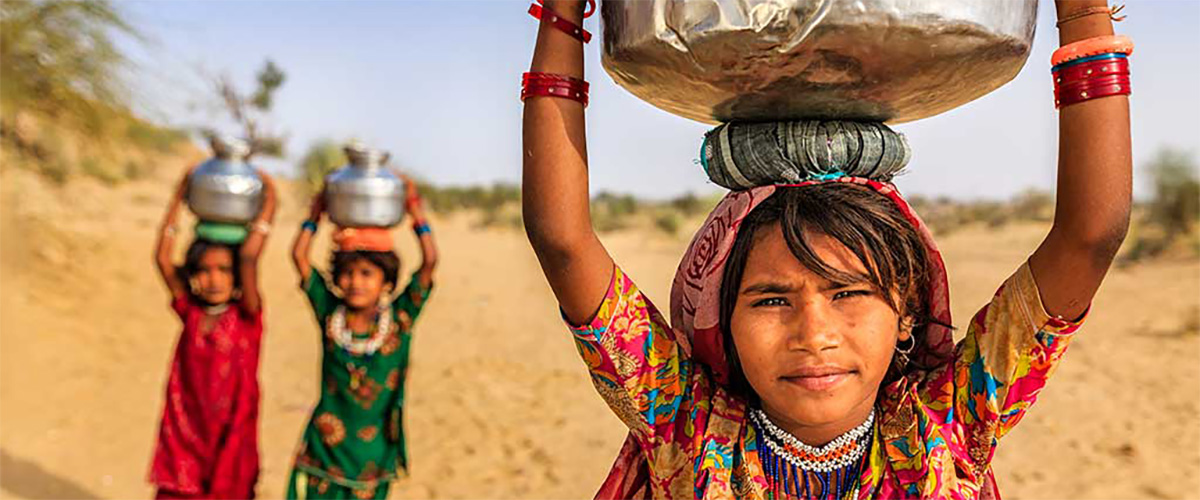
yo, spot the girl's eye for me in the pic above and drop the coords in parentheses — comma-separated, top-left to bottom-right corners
(752, 297, 790, 307)
(833, 289, 873, 301)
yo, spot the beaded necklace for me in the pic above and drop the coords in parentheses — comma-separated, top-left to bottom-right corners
(750, 407, 873, 499)
(327, 304, 393, 356)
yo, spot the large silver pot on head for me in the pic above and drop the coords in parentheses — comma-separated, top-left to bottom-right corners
(325, 143, 407, 228)
(187, 135, 264, 224)
(601, 0, 1039, 124)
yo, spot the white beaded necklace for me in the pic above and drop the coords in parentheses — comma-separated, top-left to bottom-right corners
(327, 304, 393, 356)
(751, 408, 874, 498)
(751, 407, 874, 472)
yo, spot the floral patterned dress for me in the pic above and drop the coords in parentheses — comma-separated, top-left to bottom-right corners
(568, 263, 1083, 499)
(287, 271, 432, 499)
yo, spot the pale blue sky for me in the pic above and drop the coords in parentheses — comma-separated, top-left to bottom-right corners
(121, 0, 1199, 200)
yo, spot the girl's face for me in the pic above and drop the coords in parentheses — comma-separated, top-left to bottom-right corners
(730, 223, 909, 443)
(192, 247, 236, 305)
(336, 259, 391, 311)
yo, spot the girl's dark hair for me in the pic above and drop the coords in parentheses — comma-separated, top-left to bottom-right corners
(718, 183, 939, 398)
(178, 239, 242, 302)
(331, 250, 400, 287)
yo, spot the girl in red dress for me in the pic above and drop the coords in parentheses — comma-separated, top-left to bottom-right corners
(148, 164, 277, 499)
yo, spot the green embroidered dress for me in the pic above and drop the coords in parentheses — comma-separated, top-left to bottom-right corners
(287, 271, 432, 499)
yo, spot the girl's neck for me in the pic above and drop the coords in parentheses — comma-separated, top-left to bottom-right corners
(202, 302, 230, 315)
(761, 397, 876, 446)
(345, 306, 380, 331)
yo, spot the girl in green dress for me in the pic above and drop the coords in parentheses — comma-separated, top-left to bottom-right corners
(287, 178, 437, 499)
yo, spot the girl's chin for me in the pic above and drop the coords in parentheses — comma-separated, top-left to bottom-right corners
(345, 300, 378, 310)
(200, 295, 232, 305)
(763, 394, 861, 427)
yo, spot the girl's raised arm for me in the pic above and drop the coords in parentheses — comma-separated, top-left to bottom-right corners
(239, 172, 277, 313)
(292, 184, 325, 285)
(154, 167, 191, 300)
(522, 0, 614, 324)
(1028, 0, 1132, 320)
(402, 177, 438, 289)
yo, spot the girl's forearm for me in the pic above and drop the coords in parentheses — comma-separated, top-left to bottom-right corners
(522, 0, 592, 250)
(1051, 1, 1132, 250)
(1028, 1, 1132, 320)
(522, 0, 614, 323)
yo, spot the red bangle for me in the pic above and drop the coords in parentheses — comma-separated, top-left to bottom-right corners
(1054, 57, 1129, 85)
(1057, 73, 1130, 91)
(528, 3, 591, 43)
(522, 72, 589, 106)
(523, 72, 588, 87)
(1055, 77, 1131, 108)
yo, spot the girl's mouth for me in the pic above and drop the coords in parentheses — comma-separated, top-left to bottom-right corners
(782, 373, 851, 391)
(780, 365, 854, 392)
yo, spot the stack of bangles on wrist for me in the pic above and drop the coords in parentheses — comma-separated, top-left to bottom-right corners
(522, 72, 589, 106)
(527, 0, 595, 43)
(1051, 34, 1133, 109)
(413, 220, 431, 236)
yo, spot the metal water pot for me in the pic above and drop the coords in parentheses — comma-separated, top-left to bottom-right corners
(325, 144, 406, 228)
(187, 135, 264, 224)
(601, 0, 1039, 124)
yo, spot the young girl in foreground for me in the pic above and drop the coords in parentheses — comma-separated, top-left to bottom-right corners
(522, 0, 1131, 497)
(287, 178, 438, 499)
(149, 164, 277, 499)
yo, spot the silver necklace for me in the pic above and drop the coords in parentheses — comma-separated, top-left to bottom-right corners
(327, 304, 393, 356)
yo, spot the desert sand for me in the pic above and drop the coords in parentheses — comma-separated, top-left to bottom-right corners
(1, 164, 1197, 499)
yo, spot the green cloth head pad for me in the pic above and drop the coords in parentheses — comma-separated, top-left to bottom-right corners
(195, 221, 248, 244)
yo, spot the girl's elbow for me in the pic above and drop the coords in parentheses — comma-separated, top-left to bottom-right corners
(1062, 214, 1130, 265)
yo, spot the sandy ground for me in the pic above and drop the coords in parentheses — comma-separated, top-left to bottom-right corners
(1, 165, 1198, 500)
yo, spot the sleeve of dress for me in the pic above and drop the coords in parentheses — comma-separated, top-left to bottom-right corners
(949, 261, 1086, 470)
(565, 265, 691, 447)
(171, 294, 192, 320)
(392, 270, 433, 331)
(304, 270, 338, 325)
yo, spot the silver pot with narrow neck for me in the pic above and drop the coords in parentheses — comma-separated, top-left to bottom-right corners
(187, 135, 264, 224)
(325, 145, 406, 228)
(601, 0, 1039, 124)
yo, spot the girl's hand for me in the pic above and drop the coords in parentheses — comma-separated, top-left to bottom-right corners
(308, 182, 327, 223)
(171, 163, 197, 202)
(256, 170, 278, 222)
(398, 174, 426, 220)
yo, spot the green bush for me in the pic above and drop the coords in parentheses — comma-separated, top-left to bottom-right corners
(1122, 149, 1199, 263)
(654, 211, 680, 235)
(298, 139, 345, 194)
(1145, 149, 1199, 239)
(0, 0, 139, 131)
(80, 155, 120, 185)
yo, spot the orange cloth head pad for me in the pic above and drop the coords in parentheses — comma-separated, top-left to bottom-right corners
(332, 226, 394, 252)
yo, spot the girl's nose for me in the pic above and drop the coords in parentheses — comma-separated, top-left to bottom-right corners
(787, 298, 840, 354)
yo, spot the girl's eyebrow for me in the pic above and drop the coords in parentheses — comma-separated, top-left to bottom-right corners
(741, 282, 795, 295)
(819, 276, 873, 292)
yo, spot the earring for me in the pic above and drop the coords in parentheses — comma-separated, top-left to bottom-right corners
(189, 279, 201, 296)
(895, 335, 915, 368)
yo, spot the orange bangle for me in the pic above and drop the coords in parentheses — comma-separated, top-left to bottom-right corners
(1051, 35, 1134, 67)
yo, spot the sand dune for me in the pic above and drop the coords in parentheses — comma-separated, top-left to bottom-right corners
(1, 165, 1197, 499)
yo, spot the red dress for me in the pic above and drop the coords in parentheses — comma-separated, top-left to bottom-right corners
(149, 296, 263, 499)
